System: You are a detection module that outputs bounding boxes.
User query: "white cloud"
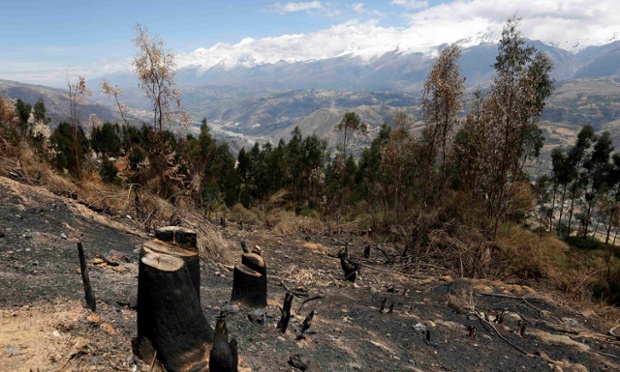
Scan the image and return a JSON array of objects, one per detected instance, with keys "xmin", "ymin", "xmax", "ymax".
[
  {"xmin": 177, "ymin": 0, "xmax": 620, "ymax": 72},
  {"xmin": 267, "ymin": 1, "xmax": 339, "ymax": 16},
  {"xmin": 404, "ymin": 0, "xmax": 620, "ymax": 51},
  {"xmin": 351, "ymin": 3, "xmax": 387, "ymax": 18},
  {"xmin": 390, "ymin": 0, "xmax": 428, "ymax": 10}
]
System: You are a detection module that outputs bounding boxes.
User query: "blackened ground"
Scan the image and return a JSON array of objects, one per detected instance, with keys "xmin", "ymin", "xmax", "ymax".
[{"xmin": 1, "ymin": 176, "xmax": 619, "ymax": 371}]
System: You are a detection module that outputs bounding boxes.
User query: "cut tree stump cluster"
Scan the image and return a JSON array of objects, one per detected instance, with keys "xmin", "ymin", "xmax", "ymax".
[
  {"xmin": 231, "ymin": 248, "xmax": 268, "ymax": 307},
  {"xmin": 135, "ymin": 226, "xmax": 213, "ymax": 371}
]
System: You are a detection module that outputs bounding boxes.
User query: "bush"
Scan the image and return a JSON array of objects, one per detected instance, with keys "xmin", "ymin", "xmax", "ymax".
[
  {"xmin": 564, "ymin": 236, "xmax": 604, "ymax": 251},
  {"xmin": 99, "ymin": 158, "xmax": 119, "ymax": 183}
]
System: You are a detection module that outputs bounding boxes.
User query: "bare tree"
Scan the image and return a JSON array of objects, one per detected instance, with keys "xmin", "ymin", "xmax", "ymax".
[
  {"xmin": 133, "ymin": 23, "xmax": 191, "ymax": 132},
  {"xmin": 381, "ymin": 111, "xmax": 416, "ymax": 223},
  {"xmin": 66, "ymin": 75, "xmax": 91, "ymax": 175},
  {"xmin": 101, "ymin": 79, "xmax": 132, "ymax": 150},
  {"xmin": 421, "ymin": 44, "xmax": 465, "ymax": 202}
]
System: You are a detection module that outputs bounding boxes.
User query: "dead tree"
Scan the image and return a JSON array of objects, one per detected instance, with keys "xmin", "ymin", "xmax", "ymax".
[
  {"xmin": 337, "ymin": 250, "xmax": 359, "ymax": 282},
  {"xmin": 231, "ymin": 253, "xmax": 267, "ymax": 307},
  {"xmin": 296, "ymin": 310, "xmax": 315, "ymax": 340},
  {"xmin": 77, "ymin": 242, "xmax": 96, "ymax": 312},
  {"xmin": 135, "ymin": 227, "xmax": 212, "ymax": 371},
  {"xmin": 467, "ymin": 325, "xmax": 477, "ymax": 338},
  {"xmin": 518, "ymin": 319, "xmax": 527, "ymax": 337},
  {"xmin": 210, "ymin": 318, "xmax": 238, "ymax": 372},
  {"xmin": 379, "ymin": 296, "xmax": 387, "ymax": 312},
  {"xmin": 240, "ymin": 241, "xmax": 250, "ymax": 254},
  {"xmin": 277, "ymin": 292, "xmax": 294, "ymax": 333}
]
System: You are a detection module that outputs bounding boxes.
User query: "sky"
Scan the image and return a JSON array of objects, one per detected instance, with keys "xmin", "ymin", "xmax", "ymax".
[{"xmin": 1, "ymin": 0, "xmax": 619, "ymax": 87}]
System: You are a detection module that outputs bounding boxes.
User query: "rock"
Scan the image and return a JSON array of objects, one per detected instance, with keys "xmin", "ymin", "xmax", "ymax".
[
  {"xmin": 61, "ymin": 233, "xmax": 68, "ymax": 240},
  {"xmin": 248, "ymin": 308, "xmax": 267, "ymax": 324},
  {"xmin": 4, "ymin": 346, "xmax": 21, "ymax": 356},
  {"xmin": 129, "ymin": 287, "xmax": 138, "ymax": 309},
  {"xmin": 413, "ymin": 323, "xmax": 428, "ymax": 333},
  {"xmin": 107, "ymin": 249, "xmax": 129, "ymax": 263},
  {"xmin": 89, "ymin": 356, "xmax": 100, "ymax": 365},
  {"xmin": 289, "ymin": 354, "xmax": 309, "ymax": 370},
  {"xmin": 221, "ymin": 304, "xmax": 239, "ymax": 315}
]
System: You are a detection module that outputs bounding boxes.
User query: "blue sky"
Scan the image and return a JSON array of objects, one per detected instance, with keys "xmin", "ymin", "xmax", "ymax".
[{"xmin": 1, "ymin": 0, "xmax": 619, "ymax": 87}]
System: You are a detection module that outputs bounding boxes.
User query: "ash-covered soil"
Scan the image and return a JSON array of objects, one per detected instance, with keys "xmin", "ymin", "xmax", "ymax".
[{"xmin": 1, "ymin": 176, "xmax": 619, "ymax": 371}]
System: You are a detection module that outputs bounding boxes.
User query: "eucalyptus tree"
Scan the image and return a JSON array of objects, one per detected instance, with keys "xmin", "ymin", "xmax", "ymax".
[
  {"xmin": 421, "ymin": 44, "xmax": 465, "ymax": 202},
  {"xmin": 133, "ymin": 23, "xmax": 191, "ymax": 132},
  {"xmin": 482, "ymin": 17, "xmax": 554, "ymax": 238}
]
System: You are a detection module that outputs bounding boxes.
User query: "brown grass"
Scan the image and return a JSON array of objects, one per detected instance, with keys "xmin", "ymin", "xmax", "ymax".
[{"xmin": 0, "ymin": 141, "xmax": 233, "ymax": 263}]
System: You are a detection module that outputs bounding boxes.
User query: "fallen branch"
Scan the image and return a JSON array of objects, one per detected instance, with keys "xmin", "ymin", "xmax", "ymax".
[
  {"xmin": 328, "ymin": 255, "xmax": 432, "ymax": 280},
  {"xmin": 297, "ymin": 295, "xmax": 323, "ymax": 313},
  {"xmin": 280, "ymin": 281, "xmax": 309, "ymax": 298},
  {"xmin": 475, "ymin": 312, "xmax": 532, "ymax": 356}
]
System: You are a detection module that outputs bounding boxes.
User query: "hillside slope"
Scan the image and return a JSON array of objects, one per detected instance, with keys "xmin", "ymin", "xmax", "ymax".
[{"xmin": 1, "ymin": 176, "xmax": 619, "ymax": 371}]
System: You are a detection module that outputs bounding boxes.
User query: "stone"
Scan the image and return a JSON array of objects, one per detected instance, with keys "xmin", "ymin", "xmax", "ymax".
[
  {"xmin": 4, "ymin": 346, "xmax": 21, "ymax": 356},
  {"xmin": 413, "ymin": 323, "xmax": 428, "ymax": 333},
  {"xmin": 221, "ymin": 304, "xmax": 239, "ymax": 315},
  {"xmin": 129, "ymin": 287, "xmax": 138, "ymax": 309},
  {"xmin": 107, "ymin": 249, "xmax": 129, "ymax": 263},
  {"xmin": 248, "ymin": 308, "xmax": 267, "ymax": 324},
  {"xmin": 61, "ymin": 233, "xmax": 68, "ymax": 240},
  {"xmin": 289, "ymin": 354, "xmax": 309, "ymax": 370}
]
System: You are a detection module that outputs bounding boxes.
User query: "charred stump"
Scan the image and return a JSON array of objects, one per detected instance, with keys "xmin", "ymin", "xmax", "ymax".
[
  {"xmin": 231, "ymin": 253, "xmax": 267, "ymax": 307},
  {"xmin": 77, "ymin": 242, "xmax": 96, "ymax": 312},
  {"xmin": 277, "ymin": 292, "xmax": 294, "ymax": 333},
  {"xmin": 295, "ymin": 310, "xmax": 315, "ymax": 340},
  {"xmin": 337, "ymin": 250, "xmax": 359, "ymax": 282},
  {"xmin": 210, "ymin": 318, "xmax": 238, "ymax": 372},
  {"xmin": 135, "ymin": 227, "xmax": 212, "ymax": 371}
]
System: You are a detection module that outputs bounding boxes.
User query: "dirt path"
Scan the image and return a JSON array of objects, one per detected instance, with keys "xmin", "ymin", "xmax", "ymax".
[{"xmin": 1, "ymin": 176, "xmax": 619, "ymax": 371}]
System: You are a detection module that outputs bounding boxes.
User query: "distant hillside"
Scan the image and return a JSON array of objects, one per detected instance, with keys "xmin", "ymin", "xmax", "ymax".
[
  {"xmin": 0, "ymin": 79, "xmax": 142, "ymax": 129},
  {"xmin": 575, "ymin": 47, "xmax": 620, "ymax": 78}
]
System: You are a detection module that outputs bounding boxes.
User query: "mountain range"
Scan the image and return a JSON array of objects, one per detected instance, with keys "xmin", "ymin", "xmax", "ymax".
[{"xmin": 3, "ymin": 38, "xmax": 620, "ymax": 162}]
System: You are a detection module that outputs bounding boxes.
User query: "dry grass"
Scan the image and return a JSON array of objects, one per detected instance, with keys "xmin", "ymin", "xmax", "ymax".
[
  {"xmin": 267, "ymin": 209, "xmax": 324, "ymax": 235},
  {"xmin": 231, "ymin": 203, "xmax": 260, "ymax": 225},
  {"xmin": 0, "ymin": 142, "xmax": 233, "ymax": 263},
  {"xmin": 447, "ymin": 286, "xmax": 477, "ymax": 313}
]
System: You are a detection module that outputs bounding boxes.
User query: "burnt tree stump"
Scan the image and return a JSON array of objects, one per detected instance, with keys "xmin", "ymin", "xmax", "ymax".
[
  {"xmin": 231, "ymin": 253, "xmax": 267, "ymax": 307},
  {"xmin": 277, "ymin": 292, "xmax": 294, "ymax": 333},
  {"xmin": 135, "ymin": 226, "xmax": 212, "ymax": 371},
  {"xmin": 77, "ymin": 242, "xmax": 96, "ymax": 312}
]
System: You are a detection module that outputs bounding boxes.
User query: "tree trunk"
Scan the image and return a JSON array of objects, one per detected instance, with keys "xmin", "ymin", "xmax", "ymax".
[
  {"xmin": 135, "ymin": 227, "xmax": 212, "ymax": 371},
  {"xmin": 550, "ymin": 181, "xmax": 557, "ymax": 231},
  {"xmin": 583, "ymin": 202, "xmax": 593, "ymax": 238},
  {"xmin": 231, "ymin": 252, "xmax": 267, "ymax": 307},
  {"xmin": 557, "ymin": 184, "xmax": 567, "ymax": 233},
  {"xmin": 277, "ymin": 292, "xmax": 294, "ymax": 333},
  {"xmin": 567, "ymin": 192, "xmax": 576, "ymax": 236},
  {"xmin": 77, "ymin": 242, "xmax": 96, "ymax": 312}
]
